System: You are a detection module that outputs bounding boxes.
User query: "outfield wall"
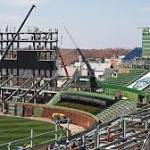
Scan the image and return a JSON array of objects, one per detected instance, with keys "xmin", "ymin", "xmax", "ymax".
[
  {"xmin": 98, "ymin": 82, "xmax": 150, "ymax": 101},
  {"xmin": 5, "ymin": 102, "xmax": 97, "ymax": 129}
]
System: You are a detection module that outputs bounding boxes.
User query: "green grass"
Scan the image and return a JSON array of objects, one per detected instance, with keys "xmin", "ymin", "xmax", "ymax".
[
  {"xmin": 0, "ymin": 116, "xmax": 55, "ymax": 149},
  {"xmin": 56, "ymin": 102, "xmax": 102, "ymax": 114}
]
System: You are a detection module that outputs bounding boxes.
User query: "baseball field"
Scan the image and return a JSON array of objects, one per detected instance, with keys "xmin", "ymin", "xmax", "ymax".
[{"xmin": 0, "ymin": 116, "xmax": 56, "ymax": 149}]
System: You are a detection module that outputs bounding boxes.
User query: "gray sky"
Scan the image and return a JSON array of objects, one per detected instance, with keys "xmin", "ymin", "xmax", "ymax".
[{"xmin": 0, "ymin": 0, "xmax": 150, "ymax": 49}]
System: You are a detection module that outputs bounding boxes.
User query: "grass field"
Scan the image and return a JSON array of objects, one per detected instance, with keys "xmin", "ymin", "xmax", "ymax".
[
  {"xmin": 56, "ymin": 102, "xmax": 102, "ymax": 114},
  {"xmin": 0, "ymin": 116, "xmax": 55, "ymax": 149}
]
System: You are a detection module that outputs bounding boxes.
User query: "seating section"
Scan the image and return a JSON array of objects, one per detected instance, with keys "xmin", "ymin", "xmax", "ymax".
[
  {"xmin": 97, "ymin": 100, "xmax": 137, "ymax": 123},
  {"xmin": 103, "ymin": 69, "xmax": 148, "ymax": 86},
  {"xmin": 122, "ymin": 47, "xmax": 142, "ymax": 61},
  {"xmin": 144, "ymin": 85, "xmax": 150, "ymax": 93}
]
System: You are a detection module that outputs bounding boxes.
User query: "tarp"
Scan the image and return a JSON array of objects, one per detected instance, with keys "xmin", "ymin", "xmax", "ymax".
[{"xmin": 128, "ymin": 72, "xmax": 150, "ymax": 90}]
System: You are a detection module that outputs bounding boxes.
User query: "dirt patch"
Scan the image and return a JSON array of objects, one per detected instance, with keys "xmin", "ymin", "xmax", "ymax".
[{"xmin": 27, "ymin": 116, "xmax": 85, "ymax": 135}]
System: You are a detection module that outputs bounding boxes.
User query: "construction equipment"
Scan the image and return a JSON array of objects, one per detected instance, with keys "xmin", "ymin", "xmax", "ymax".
[
  {"xmin": 56, "ymin": 36, "xmax": 69, "ymax": 79},
  {"xmin": 63, "ymin": 25, "xmax": 97, "ymax": 92},
  {"xmin": 52, "ymin": 113, "xmax": 68, "ymax": 123},
  {"xmin": 0, "ymin": 4, "xmax": 36, "ymax": 61},
  {"xmin": 57, "ymin": 49, "xmax": 70, "ymax": 79}
]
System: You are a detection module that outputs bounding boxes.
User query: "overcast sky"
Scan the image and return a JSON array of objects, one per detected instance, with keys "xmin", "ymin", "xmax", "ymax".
[{"xmin": 0, "ymin": 0, "xmax": 150, "ymax": 49}]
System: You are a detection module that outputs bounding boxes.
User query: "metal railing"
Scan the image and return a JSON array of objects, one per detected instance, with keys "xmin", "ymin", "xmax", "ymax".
[
  {"xmin": 141, "ymin": 132, "xmax": 150, "ymax": 150},
  {"xmin": 0, "ymin": 129, "xmax": 57, "ymax": 150}
]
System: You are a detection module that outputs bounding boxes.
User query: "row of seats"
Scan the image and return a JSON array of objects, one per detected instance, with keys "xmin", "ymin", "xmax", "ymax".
[
  {"xmin": 122, "ymin": 47, "xmax": 142, "ymax": 61},
  {"xmin": 103, "ymin": 69, "xmax": 148, "ymax": 86},
  {"xmin": 144, "ymin": 85, "xmax": 150, "ymax": 93},
  {"xmin": 97, "ymin": 100, "xmax": 137, "ymax": 123}
]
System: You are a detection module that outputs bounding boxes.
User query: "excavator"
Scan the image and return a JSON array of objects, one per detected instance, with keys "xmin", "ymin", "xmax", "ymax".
[{"xmin": 63, "ymin": 25, "xmax": 97, "ymax": 92}]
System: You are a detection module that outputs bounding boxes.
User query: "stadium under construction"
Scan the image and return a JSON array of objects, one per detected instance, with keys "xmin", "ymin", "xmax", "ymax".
[{"xmin": 0, "ymin": 4, "xmax": 150, "ymax": 150}]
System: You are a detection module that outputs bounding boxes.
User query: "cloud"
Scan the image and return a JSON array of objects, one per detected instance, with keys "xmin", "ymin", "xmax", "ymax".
[
  {"xmin": 1, "ymin": 0, "xmax": 44, "ymax": 7},
  {"xmin": 0, "ymin": 14, "xmax": 22, "ymax": 32},
  {"xmin": 0, "ymin": 14, "xmax": 21, "ymax": 24}
]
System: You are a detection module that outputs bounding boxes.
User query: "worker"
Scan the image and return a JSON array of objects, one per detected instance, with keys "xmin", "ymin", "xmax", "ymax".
[
  {"xmin": 16, "ymin": 144, "xmax": 28, "ymax": 150},
  {"xmin": 107, "ymin": 128, "xmax": 114, "ymax": 142},
  {"xmin": 22, "ymin": 144, "xmax": 26, "ymax": 150},
  {"xmin": 70, "ymin": 142, "xmax": 77, "ymax": 149},
  {"xmin": 16, "ymin": 146, "xmax": 23, "ymax": 150}
]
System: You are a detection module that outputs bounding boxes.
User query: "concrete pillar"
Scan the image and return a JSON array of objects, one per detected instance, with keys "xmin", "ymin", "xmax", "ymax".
[
  {"xmin": 96, "ymin": 125, "xmax": 100, "ymax": 148},
  {"xmin": 122, "ymin": 118, "xmax": 126, "ymax": 140}
]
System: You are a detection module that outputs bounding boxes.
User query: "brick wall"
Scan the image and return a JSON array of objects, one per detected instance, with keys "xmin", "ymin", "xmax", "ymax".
[
  {"xmin": 24, "ymin": 104, "xmax": 33, "ymax": 117},
  {"xmin": 40, "ymin": 106, "xmax": 96, "ymax": 129},
  {"xmin": 8, "ymin": 102, "xmax": 97, "ymax": 129}
]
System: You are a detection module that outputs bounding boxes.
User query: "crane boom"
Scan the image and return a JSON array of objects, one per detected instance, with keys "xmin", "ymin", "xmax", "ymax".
[
  {"xmin": 63, "ymin": 25, "xmax": 94, "ymax": 75},
  {"xmin": 56, "ymin": 48, "xmax": 70, "ymax": 79},
  {"xmin": 63, "ymin": 25, "xmax": 97, "ymax": 92},
  {"xmin": 0, "ymin": 4, "xmax": 36, "ymax": 61}
]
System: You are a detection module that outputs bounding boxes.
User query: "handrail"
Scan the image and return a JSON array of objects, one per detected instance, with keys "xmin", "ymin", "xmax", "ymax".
[{"xmin": 141, "ymin": 132, "xmax": 150, "ymax": 150}]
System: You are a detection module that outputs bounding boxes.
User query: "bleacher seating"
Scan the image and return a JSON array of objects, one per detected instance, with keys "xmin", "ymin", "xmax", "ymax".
[
  {"xmin": 97, "ymin": 100, "xmax": 137, "ymax": 123},
  {"xmin": 144, "ymin": 85, "xmax": 150, "ymax": 93},
  {"xmin": 103, "ymin": 69, "xmax": 148, "ymax": 86},
  {"xmin": 122, "ymin": 47, "xmax": 142, "ymax": 61}
]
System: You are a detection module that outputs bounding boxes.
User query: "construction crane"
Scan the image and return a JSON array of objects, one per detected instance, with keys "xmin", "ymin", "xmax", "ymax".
[
  {"xmin": 46, "ymin": 32, "xmax": 69, "ymax": 79},
  {"xmin": 63, "ymin": 25, "xmax": 97, "ymax": 92},
  {"xmin": 0, "ymin": 4, "xmax": 36, "ymax": 61},
  {"xmin": 57, "ymin": 49, "xmax": 70, "ymax": 79},
  {"xmin": 57, "ymin": 36, "xmax": 69, "ymax": 79}
]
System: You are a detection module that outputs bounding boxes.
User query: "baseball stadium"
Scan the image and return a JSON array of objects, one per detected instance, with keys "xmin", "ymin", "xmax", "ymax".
[{"xmin": 0, "ymin": 4, "xmax": 150, "ymax": 150}]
